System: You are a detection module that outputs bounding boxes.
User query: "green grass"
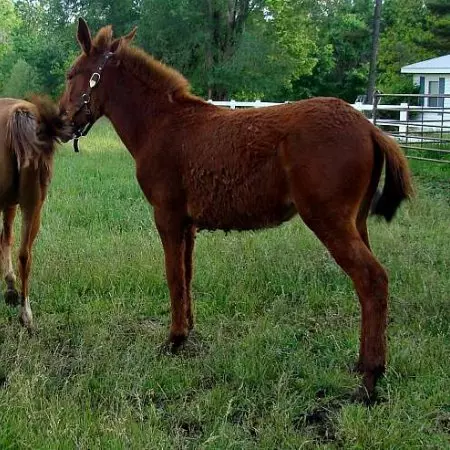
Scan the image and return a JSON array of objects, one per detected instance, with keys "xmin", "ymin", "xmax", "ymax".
[{"xmin": 1, "ymin": 119, "xmax": 449, "ymax": 449}]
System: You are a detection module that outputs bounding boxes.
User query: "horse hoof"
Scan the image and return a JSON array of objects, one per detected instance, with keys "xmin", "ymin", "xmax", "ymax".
[
  {"xmin": 4, "ymin": 289, "xmax": 19, "ymax": 307},
  {"xmin": 158, "ymin": 339, "xmax": 184, "ymax": 355},
  {"xmin": 350, "ymin": 360, "xmax": 364, "ymax": 374},
  {"xmin": 18, "ymin": 305, "xmax": 34, "ymax": 332},
  {"xmin": 350, "ymin": 385, "xmax": 377, "ymax": 406}
]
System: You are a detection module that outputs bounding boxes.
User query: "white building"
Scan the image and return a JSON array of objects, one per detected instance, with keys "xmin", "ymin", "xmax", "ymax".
[{"xmin": 401, "ymin": 55, "xmax": 450, "ymax": 123}]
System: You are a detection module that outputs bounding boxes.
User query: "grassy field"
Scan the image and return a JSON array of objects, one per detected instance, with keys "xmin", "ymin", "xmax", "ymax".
[{"xmin": 0, "ymin": 120, "xmax": 449, "ymax": 449}]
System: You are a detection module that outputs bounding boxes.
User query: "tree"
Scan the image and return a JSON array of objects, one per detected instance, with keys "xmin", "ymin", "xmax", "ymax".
[
  {"xmin": 0, "ymin": 0, "xmax": 18, "ymax": 58},
  {"xmin": 138, "ymin": 0, "xmax": 317, "ymax": 100},
  {"xmin": 424, "ymin": 0, "xmax": 450, "ymax": 55},
  {"xmin": 366, "ymin": 0, "xmax": 382, "ymax": 104},
  {"xmin": 2, "ymin": 59, "xmax": 43, "ymax": 98},
  {"xmin": 293, "ymin": 0, "xmax": 373, "ymax": 102},
  {"xmin": 0, "ymin": 0, "xmax": 19, "ymax": 92},
  {"xmin": 377, "ymin": 0, "xmax": 435, "ymax": 94}
]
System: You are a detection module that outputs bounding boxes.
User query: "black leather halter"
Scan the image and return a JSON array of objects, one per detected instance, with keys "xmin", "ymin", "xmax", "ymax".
[{"xmin": 72, "ymin": 52, "xmax": 113, "ymax": 152}]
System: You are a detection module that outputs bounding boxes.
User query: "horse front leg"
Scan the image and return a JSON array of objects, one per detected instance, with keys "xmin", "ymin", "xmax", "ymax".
[
  {"xmin": 1, "ymin": 206, "xmax": 19, "ymax": 306},
  {"xmin": 155, "ymin": 210, "xmax": 189, "ymax": 349},
  {"xmin": 17, "ymin": 204, "xmax": 43, "ymax": 330}
]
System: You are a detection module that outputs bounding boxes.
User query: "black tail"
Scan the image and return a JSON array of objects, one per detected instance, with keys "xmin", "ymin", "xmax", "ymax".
[{"xmin": 370, "ymin": 128, "xmax": 414, "ymax": 222}]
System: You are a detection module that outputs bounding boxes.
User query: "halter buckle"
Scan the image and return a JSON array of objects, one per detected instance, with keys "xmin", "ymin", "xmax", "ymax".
[{"xmin": 89, "ymin": 72, "xmax": 101, "ymax": 88}]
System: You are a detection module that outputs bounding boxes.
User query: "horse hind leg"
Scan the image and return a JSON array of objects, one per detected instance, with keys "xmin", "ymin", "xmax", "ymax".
[
  {"xmin": 305, "ymin": 217, "xmax": 388, "ymax": 399},
  {"xmin": 17, "ymin": 204, "xmax": 43, "ymax": 331},
  {"xmin": 184, "ymin": 224, "xmax": 196, "ymax": 330},
  {"xmin": 1, "ymin": 206, "xmax": 19, "ymax": 306}
]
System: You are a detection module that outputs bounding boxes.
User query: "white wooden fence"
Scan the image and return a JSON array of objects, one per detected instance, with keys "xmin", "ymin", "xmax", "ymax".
[
  {"xmin": 208, "ymin": 99, "xmax": 447, "ymax": 134},
  {"xmin": 208, "ymin": 98, "xmax": 450, "ymax": 163}
]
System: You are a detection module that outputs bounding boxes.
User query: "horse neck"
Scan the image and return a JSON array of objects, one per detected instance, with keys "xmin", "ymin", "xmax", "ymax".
[{"xmin": 102, "ymin": 71, "xmax": 174, "ymax": 159}]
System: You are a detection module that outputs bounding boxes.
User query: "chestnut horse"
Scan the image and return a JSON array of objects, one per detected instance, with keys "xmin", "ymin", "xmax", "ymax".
[
  {"xmin": 0, "ymin": 96, "xmax": 71, "ymax": 329},
  {"xmin": 60, "ymin": 19, "xmax": 413, "ymax": 398}
]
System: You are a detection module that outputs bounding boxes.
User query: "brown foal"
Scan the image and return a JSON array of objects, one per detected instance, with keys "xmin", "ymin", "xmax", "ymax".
[
  {"xmin": 0, "ymin": 96, "xmax": 71, "ymax": 329},
  {"xmin": 59, "ymin": 19, "xmax": 413, "ymax": 398}
]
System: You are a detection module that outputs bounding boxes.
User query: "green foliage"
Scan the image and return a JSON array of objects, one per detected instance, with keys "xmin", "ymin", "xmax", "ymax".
[
  {"xmin": 0, "ymin": 0, "xmax": 18, "ymax": 58},
  {"xmin": 1, "ymin": 59, "xmax": 42, "ymax": 98},
  {"xmin": 137, "ymin": 0, "xmax": 316, "ymax": 100},
  {"xmin": 378, "ymin": 0, "xmax": 435, "ymax": 94},
  {"xmin": 0, "ymin": 0, "xmax": 447, "ymax": 100},
  {"xmin": 292, "ymin": 0, "xmax": 373, "ymax": 102},
  {"xmin": 425, "ymin": 0, "xmax": 450, "ymax": 54}
]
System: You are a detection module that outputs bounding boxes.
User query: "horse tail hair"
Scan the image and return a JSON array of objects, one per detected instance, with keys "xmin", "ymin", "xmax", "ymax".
[
  {"xmin": 7, "ymin": 96, "xmax": 72, "ymax": 171},
  {"xmin": 370, "ymin": 127, "xmax": 414, "ymax": 222},
  {"xmin": 6, "ymin": 104, "xmax": 40, "ymax": 171}
]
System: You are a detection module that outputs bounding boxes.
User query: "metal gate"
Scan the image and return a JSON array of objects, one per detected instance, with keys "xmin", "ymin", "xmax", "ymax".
[{"xmin": 371, "ymin": 93, "xmax": 450, "ymax": 164}]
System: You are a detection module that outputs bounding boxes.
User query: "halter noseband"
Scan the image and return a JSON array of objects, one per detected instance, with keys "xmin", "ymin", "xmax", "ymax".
[{"xmin": 72, "ymin": 52, "xmax": 113, "ymax": 152}]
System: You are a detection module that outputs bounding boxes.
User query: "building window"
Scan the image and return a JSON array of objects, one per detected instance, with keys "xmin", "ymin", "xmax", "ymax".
[
  {"xmin": 428, "ymin": 78, "xmax": 445, "ymax": 108},
  {"xmin": 429, "ymin": 81, "xmax": 438, "ymax": 107}
]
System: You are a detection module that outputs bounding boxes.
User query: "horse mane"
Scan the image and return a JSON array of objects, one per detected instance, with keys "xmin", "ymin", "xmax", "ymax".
[
  {"xmin": 92, "ymin": 25, "xmax": 193, "ymax": 99},
  {"xmin": 117, "ymin": 46, "xmax": 192, "ymax": 98}
]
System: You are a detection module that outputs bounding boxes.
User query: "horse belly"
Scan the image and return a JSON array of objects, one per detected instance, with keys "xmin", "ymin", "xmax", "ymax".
[
  {"xmin": 193, "ymin": 201, "xmax": 296, "ymax": 231},
  {"xmin": 187, "ymin": 164, "xmax": 295, "ymax": 231}
]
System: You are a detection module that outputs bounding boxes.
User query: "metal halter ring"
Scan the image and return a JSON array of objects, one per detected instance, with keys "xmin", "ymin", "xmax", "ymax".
[
  {"xmin": 81, "ymin": 93, "xmax": 91, "ymax": 104},
  {"xmin": 89, "ymin": 72, "xmax": 101, "ymax": 88}
]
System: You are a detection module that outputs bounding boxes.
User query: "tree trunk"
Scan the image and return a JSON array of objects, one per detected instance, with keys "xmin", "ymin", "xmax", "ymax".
[
  {"xmin": 367, "ymin": 0, "xmax": 382, "ymax": 104},
  {"xmin": 205, "ymin": 0, "xmax": 252, "ymax": 99}
]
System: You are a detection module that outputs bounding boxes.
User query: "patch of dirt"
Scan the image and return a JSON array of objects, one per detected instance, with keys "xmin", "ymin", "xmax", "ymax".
[
  {"xmin": 176, "ymin": 420, "xmax": 203, "ymax": 438},
  {"xmin": 435, "ymin": 409, "xmax": 450, "ymax": 434},
  {"xmin": 294, "ymin": 403, "xmax": 339, "ymax": 443},
  {"xmin": 158, "ymin": 329, "xmax": 210, "ymax": 358},
  {"xmin": 0, "ymin": 373, "xmax": 8, "ymax": 389}
]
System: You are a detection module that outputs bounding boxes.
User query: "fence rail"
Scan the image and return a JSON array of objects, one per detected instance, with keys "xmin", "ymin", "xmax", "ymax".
[{"xmin": 209, "ymin": 94, "xmax": 450, "ymax": 164}]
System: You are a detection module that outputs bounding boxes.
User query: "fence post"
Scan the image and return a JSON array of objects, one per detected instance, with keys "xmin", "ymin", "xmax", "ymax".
[
  {"xmin": 254, "ymin": 99, "xmax": 261, "ymax": 108},
  {"xmin": 372, "ymin": 91, "xmax": 380, "ymax": 126},
  {"xmin": 230, "ymin": 99, "xmax": 236, "ymax": 110},
  {"xmin": 399, "ymin": 102, "xmax": 408, "ymax": 135}
]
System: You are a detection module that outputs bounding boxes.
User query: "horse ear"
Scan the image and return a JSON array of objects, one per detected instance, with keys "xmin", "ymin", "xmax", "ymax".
[
  {"xmin": 123, "ymin": 27, "xmax": 137, "ymax": 44},
  {"xmin": 77, "ymin": 18, "xmax": 92, "ymax": 54},
  {"xmin": 110, "ymin": 27, "xmax": 137, "ymax": 53}
]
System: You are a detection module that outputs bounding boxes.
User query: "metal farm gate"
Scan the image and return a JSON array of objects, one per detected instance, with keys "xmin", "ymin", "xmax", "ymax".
[{"xmin": 371, "ymin": 93, "xmax": 450, "ymax": 164}]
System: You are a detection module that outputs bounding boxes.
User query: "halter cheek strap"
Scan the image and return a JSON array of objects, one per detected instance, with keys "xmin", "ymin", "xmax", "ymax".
[{"xmin": 72, "ymin": 52, "xmax": 113, "ymax": 152}]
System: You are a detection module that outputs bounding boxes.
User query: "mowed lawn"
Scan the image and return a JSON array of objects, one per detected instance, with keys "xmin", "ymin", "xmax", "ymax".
[{"xmin": 0, "ymin": 119, "xmax": 449, "ymax": 449}]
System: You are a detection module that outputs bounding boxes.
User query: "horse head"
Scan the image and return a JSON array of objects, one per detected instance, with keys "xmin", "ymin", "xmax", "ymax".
[{"xmin": 59, "ymin": 18, "xmax": 136, "ymax": 141}]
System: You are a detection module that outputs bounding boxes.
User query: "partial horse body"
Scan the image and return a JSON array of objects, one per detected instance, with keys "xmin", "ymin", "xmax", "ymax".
[
  {"xmin": 60, "ymin": 19, "xmax": 414, "ymax": 399},
  {"xmin": 0, "ymin": 96, "xmax": 71, "ymax": 329}
]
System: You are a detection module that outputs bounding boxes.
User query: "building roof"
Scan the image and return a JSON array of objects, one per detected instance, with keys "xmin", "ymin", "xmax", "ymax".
[{"xmin": 401, "ymin": 54, "xmax": 450, "ymax": 74}]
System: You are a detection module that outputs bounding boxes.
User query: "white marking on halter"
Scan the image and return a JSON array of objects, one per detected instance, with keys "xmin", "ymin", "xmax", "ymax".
[{"xmin": 89, "ymin": 72, "xmax": 101, "ymax": 88}]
